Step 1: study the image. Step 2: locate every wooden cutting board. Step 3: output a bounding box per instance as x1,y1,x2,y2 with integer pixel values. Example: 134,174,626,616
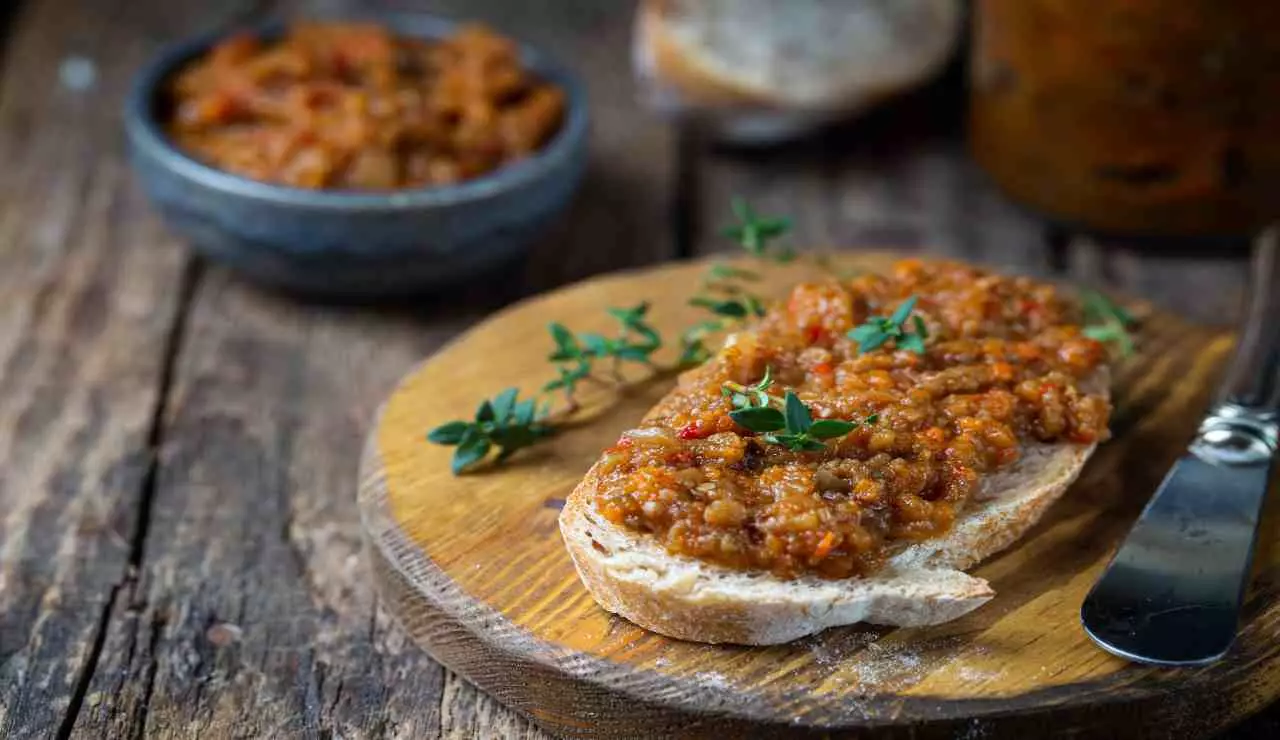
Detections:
358,254,1280,739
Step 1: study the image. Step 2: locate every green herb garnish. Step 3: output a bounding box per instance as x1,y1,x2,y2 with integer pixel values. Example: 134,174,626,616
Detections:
846,296,929,354
678,200,795,365
688,295,767,319
727,388,874,452
722,197,794,262
720,369,876,452
429,303,665,473
432,197,871,474
427,388,553,473
672,319,720,367
704,263,761,284
721,366,774,409
1081,289,1136,357
543,301,662,403
607,302,663,352
542,359,593,399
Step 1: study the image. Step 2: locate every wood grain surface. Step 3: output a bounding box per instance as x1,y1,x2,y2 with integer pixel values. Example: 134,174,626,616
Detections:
2,0,666,737
687,82,1255,325
0,0,218,735
68,0,672,736
0,0,1271,737
360,254,1280,739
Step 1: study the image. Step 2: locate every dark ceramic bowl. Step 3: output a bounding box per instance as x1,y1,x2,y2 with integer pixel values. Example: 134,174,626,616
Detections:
125,15,588,298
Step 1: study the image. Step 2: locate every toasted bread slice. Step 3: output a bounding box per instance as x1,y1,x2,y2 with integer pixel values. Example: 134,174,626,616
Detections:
560,329,1108,645
562,439,1093,645
634,0,962,144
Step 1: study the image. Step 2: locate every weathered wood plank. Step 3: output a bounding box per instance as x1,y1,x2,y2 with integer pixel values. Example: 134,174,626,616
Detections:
692,82,1051,277
1102,241,1252,326
0,0,222,735
438,672,552,740
75,0,666,737
74,271,458,738
691,81,1251,326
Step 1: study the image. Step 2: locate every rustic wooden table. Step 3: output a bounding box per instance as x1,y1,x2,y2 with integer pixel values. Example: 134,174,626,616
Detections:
0,0,1272,737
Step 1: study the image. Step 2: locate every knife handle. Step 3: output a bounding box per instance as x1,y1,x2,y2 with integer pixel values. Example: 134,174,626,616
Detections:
1216,228,1280,416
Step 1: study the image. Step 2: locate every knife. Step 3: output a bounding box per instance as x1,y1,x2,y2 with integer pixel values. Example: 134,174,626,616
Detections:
1081,228,1280,666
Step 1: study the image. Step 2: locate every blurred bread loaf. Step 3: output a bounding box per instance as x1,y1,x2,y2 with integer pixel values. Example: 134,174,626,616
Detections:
634,0,962,144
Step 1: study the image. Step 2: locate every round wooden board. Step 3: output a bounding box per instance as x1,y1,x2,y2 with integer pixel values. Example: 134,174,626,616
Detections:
358,254,1280,739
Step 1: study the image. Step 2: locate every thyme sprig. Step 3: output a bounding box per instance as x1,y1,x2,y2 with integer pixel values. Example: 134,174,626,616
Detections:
728,389,877,452
430,303,662,473
719,368,878,452
544,301,662,404
704,263,761,284
722,197,795,262
1081,290,1137,357
846,296,929,355
430,198,857,473
721,366,775,410
427,388,553,474
679,200,794,365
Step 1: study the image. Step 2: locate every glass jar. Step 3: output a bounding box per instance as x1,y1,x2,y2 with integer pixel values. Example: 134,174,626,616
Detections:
969,0,1280,238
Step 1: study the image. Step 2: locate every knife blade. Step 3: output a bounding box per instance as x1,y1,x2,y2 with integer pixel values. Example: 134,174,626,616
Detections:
1081,228,1280,666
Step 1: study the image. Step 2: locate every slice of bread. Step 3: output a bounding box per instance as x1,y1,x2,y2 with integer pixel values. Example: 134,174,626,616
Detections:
560,350,1108,645
562,441,1093,645
634,0,962,144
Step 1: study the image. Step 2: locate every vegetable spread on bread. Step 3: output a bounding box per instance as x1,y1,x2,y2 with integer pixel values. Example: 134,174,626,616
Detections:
591,260,1112,580
429,199,1136,643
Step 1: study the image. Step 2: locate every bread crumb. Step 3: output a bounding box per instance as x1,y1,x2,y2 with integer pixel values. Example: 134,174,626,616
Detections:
697,670,730,689
806,629,880,667
956,666,999,683
845,640,930,687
